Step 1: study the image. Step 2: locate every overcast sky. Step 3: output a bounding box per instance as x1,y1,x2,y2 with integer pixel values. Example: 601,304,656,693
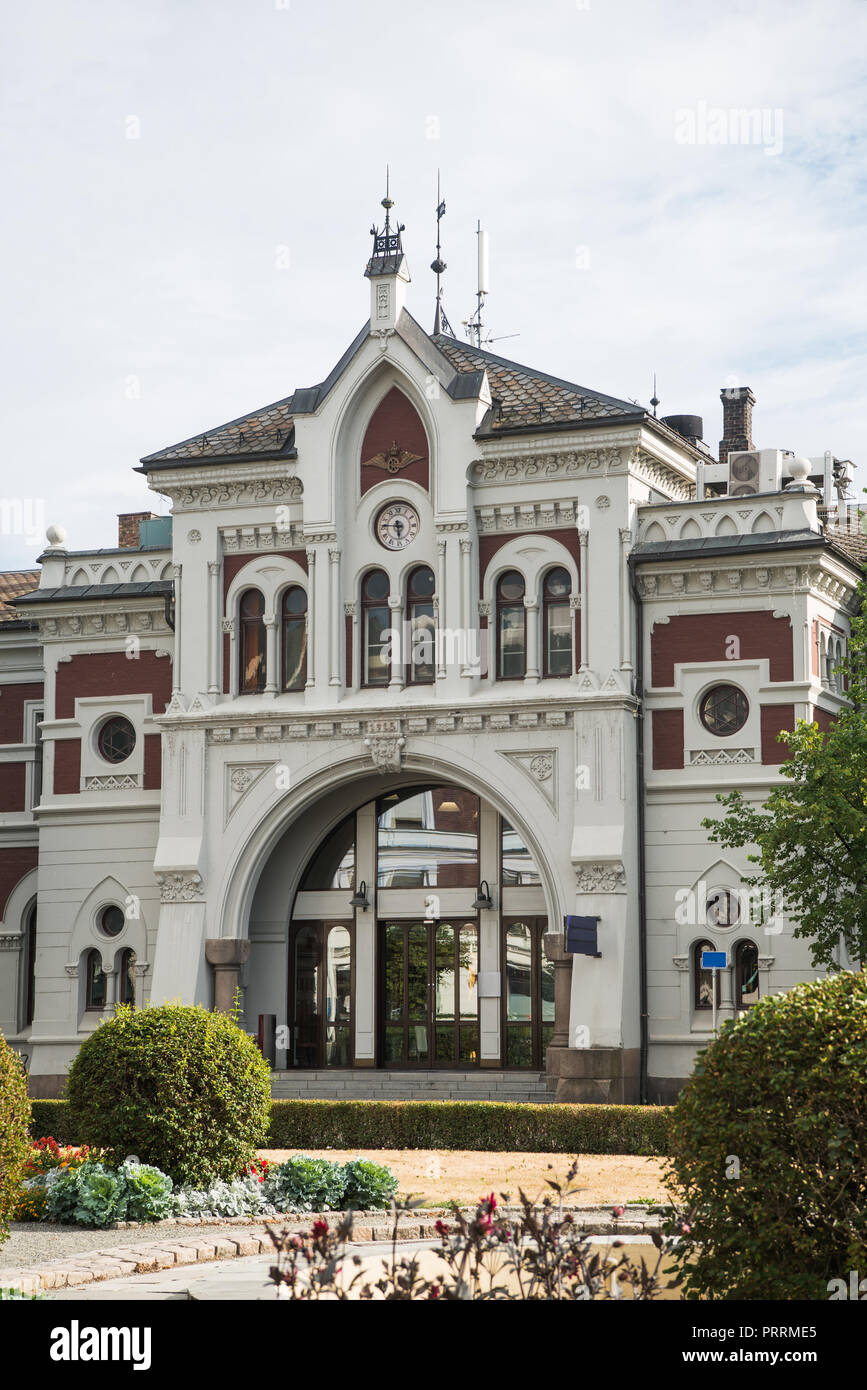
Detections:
2,0,865,570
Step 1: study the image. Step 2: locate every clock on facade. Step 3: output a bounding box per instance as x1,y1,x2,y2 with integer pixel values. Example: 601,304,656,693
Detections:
375,501,420,550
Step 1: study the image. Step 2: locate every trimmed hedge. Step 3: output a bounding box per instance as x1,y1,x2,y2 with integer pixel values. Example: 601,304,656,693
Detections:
29,1097,671,1156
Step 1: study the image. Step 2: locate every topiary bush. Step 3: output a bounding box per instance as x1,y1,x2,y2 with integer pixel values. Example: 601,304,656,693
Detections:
0,1031,31,1246
65,1004,271,1185
665,970,867,1300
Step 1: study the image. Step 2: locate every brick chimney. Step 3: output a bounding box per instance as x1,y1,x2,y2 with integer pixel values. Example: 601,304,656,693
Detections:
718,387,755,464
117,512,158,548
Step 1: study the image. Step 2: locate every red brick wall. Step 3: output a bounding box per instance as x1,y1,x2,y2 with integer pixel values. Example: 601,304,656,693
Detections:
0,762,26,812
761,705,794,763
117,512,158,548
222,550,308,603
650,612,793,687
0,682,44,744
143,733,162,789
652,710,684,769
479,531,582,589
55,652,172,720
360,387,429,497
54,740,81,794
811,706,836,734
0,845,38,920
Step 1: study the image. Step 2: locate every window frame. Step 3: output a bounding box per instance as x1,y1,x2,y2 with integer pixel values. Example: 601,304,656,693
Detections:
734,939,760,1010
85,950,106,1012
541,566,573,679
699,684,749,738
405,565,436,686
693,939,721,1011
239,587,267,694
280,584,308,692
496,570,527,682
362,569,391,688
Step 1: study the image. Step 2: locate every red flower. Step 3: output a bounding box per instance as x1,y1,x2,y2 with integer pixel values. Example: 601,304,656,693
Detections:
434,1219,450,1237
311,1219,329,1238
612,1205,625,1218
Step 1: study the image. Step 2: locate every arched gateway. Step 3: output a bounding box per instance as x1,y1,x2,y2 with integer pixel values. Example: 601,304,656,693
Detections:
240,779,556,1073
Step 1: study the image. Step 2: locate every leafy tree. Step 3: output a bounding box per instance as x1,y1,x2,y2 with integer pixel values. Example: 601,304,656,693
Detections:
703,572,867,968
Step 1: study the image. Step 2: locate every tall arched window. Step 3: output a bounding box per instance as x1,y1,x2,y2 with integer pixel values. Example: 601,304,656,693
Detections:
693,940,720,1011
85,950,106,1011
362,569,390,686
239,589,266,693
496,571,526,680
406,565,435,685
735,941,759,1009
542,567,573,677
119,949,136,1007
281,586,308,691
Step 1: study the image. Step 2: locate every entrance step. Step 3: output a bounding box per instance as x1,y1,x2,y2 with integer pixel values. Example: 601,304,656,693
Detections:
270,1069,557,1103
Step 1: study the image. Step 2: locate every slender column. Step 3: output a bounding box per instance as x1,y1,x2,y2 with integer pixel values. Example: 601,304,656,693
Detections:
435,538,447,679
101,966,117,1022
305,548,316,689
171,564,182,696
207,561,221,695
577,529,589,672
264,618,278,695
524,598,540,684
570,594,581,676
329,548,342,687
718,959,736,1026
459,536,473,678
222,618,237,698
619,527,633,671
388,596,404,691
344,602,357,692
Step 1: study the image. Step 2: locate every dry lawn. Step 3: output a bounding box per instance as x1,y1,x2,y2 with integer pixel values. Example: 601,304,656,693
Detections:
260,1148,668,1207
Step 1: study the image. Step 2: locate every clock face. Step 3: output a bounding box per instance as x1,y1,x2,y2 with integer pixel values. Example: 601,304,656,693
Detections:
376,501,420,551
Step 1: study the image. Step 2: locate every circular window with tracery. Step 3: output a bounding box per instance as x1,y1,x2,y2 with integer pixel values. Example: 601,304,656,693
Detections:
97,716,136,764
99,905,126,938
699,685,748,737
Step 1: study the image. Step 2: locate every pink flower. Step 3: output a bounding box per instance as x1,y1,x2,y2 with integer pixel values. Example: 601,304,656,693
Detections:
612,1205,625,1218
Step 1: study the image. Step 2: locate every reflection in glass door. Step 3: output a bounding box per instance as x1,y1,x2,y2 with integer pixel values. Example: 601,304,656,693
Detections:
289,922,354,1067
501,917,553,1068
380,921,479,1067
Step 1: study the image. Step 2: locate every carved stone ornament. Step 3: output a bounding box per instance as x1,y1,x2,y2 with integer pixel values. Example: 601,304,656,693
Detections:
364,720,405,773
529,753,554,781
155,872,205,904
574,862,626,893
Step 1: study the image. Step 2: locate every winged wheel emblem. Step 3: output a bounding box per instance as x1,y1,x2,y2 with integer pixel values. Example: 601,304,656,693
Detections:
363,440,423,473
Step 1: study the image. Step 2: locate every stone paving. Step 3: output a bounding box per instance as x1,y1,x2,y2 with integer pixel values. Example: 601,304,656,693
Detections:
0,1206,660,1297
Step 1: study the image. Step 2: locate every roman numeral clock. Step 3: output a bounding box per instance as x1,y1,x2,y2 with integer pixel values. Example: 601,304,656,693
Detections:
375,500,420,550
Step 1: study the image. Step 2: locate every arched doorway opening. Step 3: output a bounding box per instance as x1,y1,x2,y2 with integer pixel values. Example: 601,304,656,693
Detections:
252,782,554,1071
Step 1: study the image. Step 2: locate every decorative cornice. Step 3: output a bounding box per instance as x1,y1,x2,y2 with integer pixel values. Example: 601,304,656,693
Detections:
202,705,577,746
165,476,302,514
222,524,300,552
0,934,23,952
475,500,582,533
470,446,626,486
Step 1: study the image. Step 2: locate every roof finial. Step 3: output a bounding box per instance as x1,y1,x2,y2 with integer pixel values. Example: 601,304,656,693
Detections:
431,171,454,337
650,372,660,418
369,166,404,261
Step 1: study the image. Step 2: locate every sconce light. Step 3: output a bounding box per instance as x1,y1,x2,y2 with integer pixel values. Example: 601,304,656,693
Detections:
472,880,494,911
350,880,369,911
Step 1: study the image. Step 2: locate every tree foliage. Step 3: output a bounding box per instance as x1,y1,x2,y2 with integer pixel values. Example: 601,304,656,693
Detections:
703,573,867,968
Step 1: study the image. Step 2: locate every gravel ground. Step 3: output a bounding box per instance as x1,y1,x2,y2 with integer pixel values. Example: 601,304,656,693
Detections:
0,1223,274,1273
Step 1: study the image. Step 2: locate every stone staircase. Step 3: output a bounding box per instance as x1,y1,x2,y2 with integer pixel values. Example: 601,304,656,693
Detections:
270,1069,557,1103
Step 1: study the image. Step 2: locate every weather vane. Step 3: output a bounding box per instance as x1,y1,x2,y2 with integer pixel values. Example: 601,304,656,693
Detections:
431,172,454,336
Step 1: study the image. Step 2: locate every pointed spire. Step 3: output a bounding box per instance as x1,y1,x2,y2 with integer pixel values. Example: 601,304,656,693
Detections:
367,166,405,268
430,172,454,337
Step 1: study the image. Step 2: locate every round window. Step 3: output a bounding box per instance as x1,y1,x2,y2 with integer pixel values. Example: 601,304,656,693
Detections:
99,905,125,938
97,716,136,764
699,685,748,737
706,888,740,928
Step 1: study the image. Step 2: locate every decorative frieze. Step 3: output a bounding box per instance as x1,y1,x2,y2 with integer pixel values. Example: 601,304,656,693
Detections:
470,446,625,486
84,774,141,790
475,501,581,533
156,871,205,903
689,748,756,766
167,476,302,513
574,862,627,893
202,706,578,745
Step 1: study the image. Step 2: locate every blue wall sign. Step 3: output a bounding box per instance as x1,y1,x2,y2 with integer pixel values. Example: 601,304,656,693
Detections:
564,916,601,956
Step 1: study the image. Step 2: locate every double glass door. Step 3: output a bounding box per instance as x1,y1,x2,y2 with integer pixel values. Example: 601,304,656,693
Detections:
380,920,479,1067
289,921,353,1068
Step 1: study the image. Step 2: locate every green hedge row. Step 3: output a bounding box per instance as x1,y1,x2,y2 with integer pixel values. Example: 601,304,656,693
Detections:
30,1097,671,1156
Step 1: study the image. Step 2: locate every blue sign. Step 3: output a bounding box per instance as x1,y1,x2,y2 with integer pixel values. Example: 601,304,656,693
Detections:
701,950,727,969
564,916,601,957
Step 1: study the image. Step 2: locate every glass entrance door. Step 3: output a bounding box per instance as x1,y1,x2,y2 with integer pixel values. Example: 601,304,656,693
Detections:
501,917,554,1068
380,920,479,1067
288,921,353,1068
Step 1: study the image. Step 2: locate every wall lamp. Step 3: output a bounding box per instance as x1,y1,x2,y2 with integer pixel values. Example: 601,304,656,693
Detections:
350,881,370,911
472,881,494,911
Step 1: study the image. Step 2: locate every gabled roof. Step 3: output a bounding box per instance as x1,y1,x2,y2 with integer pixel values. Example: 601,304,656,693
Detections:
432,335,642,433
0,570,40,624
139,317,645,467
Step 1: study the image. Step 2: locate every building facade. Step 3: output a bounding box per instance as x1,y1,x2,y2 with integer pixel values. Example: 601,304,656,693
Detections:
1,209,862,1102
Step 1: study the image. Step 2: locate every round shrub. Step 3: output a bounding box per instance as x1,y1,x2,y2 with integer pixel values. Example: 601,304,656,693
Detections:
342,1158,399,1211
65,1004,271,1185
666,970,867,1300
0,1031,31,1245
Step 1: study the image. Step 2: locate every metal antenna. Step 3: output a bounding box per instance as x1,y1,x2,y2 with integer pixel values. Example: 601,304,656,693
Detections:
464,220,489,349
431,172,454,337
650,372,660,418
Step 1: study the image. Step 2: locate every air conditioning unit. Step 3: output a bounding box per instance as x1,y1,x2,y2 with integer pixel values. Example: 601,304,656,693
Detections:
727,449,783,496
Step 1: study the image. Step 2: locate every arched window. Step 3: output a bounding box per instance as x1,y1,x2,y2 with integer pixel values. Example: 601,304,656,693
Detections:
362,569,390,686
496,571,526,680
735,941,759,1009
239,589,266,693
119,949,136,1007
281,586,308,691
85,950,106,1011
693,940,720,1011
542,567,573,677
406,566,435,685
